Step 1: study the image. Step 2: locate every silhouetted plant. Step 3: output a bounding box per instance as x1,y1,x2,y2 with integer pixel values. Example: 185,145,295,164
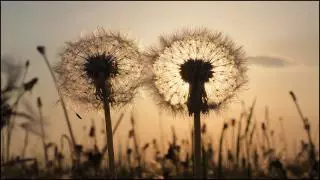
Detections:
145,28,247,178
243,99,256,179
1,57,38,162
53,27,144,177
289,90,316,179
235,111,245,169
36,97,49,168
36,46,77,153
129,113,142,177
218,122,228,178
21,123,29,159
230,118,236,160
278,117,288,157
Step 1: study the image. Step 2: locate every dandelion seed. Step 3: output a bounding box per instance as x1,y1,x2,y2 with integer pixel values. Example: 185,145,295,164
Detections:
75,112,82,120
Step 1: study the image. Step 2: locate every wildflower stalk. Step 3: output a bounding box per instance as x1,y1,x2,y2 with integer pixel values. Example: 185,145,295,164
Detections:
112,113,124,136
231,119,236,161
60,134,72,158
218,123,228,179
36,46,76,148
129,113,142,177
262,123,271,150
290,91,314,147
158,110,165,156
37,97,48,167
279,117,288,156
245,136,251,179
202,144,208,179
235,112,244,169
289,91,316,178
6,87,28,162
21,126,29,159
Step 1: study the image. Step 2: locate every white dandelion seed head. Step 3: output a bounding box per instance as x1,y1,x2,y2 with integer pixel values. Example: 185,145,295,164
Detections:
146,28,248,115
54,27,144,111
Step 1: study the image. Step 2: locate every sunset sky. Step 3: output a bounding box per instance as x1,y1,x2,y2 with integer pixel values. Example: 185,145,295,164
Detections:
1,1,319,159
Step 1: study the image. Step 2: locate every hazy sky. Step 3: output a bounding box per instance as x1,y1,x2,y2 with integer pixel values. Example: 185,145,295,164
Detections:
1,1,319,159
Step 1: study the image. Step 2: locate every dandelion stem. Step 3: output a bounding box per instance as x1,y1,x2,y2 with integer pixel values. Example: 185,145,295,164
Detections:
193,110,202,179
100,76,116,178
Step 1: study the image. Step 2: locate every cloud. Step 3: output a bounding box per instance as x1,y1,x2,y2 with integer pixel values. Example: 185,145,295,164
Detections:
247,56,295,68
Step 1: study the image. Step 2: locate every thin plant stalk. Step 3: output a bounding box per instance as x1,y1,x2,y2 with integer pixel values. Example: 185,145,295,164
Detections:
6,91,26,162
1,130,5,163
218,123,227,179
231,120,235,159
112,113,125,136
245,135,251,179
21,128,29,159
59,134,72,168
235,112,244,169
290,91,315,147
131,115,142,177
158,110,165,156
246,123,256,179
100,75,116,178
8,60,30,161
118,137,123,169
202,144,208,179
193,110,202,179
7,60,30,144
224,129,229,157
101,113,127,156
289,91,316,178
37,97,48,167
37,46,76,148
279,117,288,156
262,126,271,150
191,128,194,173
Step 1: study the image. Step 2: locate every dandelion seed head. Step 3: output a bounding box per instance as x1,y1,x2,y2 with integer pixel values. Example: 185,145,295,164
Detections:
146,28,247,115
54,27,143,111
